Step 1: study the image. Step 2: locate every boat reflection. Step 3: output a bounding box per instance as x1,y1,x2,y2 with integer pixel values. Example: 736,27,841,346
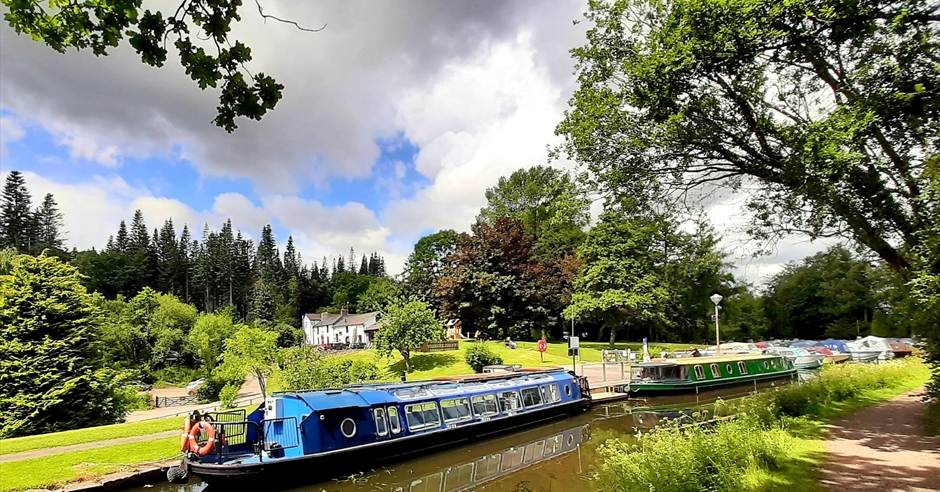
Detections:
391,424,585,492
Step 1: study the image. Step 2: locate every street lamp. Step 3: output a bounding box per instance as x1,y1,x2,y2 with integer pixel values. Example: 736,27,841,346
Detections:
710,294,723,354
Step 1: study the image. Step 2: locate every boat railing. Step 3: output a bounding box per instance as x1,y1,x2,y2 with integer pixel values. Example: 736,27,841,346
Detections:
194,413,301,464
572,374,592,400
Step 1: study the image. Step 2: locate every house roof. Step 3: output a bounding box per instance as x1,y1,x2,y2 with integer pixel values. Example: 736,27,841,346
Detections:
364,319,387,332
305,313,323,321
333,312,380,328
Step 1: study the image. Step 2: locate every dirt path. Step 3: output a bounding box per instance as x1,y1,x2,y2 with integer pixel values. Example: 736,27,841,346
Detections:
820,389,940,492
0,430,179,464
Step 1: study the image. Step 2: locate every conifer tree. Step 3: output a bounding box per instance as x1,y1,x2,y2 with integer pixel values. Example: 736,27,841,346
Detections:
284,236,300,278
359,254,369,275
179,225,192,302
114,221,129,254
35,193,66,252
0,171,34,252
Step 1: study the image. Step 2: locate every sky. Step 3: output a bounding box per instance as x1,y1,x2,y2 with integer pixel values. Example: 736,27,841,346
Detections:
0,0,835,287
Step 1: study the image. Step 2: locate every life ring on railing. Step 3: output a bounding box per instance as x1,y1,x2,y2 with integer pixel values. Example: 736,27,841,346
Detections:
179,417,191,452
187,421,216,456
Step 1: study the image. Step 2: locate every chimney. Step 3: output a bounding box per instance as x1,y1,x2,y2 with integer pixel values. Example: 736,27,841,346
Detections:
340,303,348,317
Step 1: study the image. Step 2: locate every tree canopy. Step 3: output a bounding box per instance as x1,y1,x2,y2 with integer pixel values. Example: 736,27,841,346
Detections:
219,325,279,398
372,298,444,372
556,0,939,274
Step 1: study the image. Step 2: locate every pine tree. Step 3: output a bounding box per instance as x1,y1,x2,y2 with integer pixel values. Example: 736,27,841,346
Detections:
255,225,282,287
179,225,192,302
0,171,34,252
250,280,277,323
284,236,300,279
156,219,179,294
322,256,330,281
359,254,369,275
335,255,345,274
129,210,149,252
348,247,356,273
114,221,129,254
34,193,66,252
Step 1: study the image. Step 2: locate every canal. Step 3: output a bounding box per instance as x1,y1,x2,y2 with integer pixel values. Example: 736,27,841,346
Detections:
127,376,811,492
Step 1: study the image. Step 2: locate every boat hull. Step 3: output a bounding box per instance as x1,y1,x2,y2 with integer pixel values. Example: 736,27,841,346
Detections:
185,398,589,485
823,354,851,364
792,356,824,370
628,369,796,397
849,351,882,363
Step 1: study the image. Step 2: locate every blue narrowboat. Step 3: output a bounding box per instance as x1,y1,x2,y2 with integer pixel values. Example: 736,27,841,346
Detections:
179,368,590,484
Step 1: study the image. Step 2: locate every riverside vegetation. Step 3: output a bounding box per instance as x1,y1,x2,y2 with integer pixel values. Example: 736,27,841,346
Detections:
595,358,931,492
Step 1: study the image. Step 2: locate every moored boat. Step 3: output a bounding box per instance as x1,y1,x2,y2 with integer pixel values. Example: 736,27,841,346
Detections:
822,353,851,364
769,347,826,369
628,353,795,397
889,341,912,358
846,336,893,363
178,368,590,485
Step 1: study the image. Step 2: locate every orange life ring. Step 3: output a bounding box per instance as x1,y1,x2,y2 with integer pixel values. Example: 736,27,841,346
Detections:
187,421,216,456
179,417,191,452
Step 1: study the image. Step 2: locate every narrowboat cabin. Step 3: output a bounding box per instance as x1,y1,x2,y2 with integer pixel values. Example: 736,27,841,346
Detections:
179,368,589,484
628,353,796,396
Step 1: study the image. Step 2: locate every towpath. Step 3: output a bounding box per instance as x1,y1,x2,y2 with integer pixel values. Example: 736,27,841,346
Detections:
819,389,940,492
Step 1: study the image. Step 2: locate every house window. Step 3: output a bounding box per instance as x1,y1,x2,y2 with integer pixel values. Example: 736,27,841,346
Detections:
520,387,543,408
710,364,721,378
498,391,522,413
387,406,401,434
540,384,560,404
471,394,498,417
441,398,472,424
693,365,705,379
405,402,440,431
374,408,388,436
738,362,748,375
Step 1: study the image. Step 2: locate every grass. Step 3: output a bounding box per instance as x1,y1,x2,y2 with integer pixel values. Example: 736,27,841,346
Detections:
0,416,182,456
924,401,940,436
0,438,181,492
595,357,932,492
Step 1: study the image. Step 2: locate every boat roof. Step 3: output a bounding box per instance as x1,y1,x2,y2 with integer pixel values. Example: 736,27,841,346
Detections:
274,368,574,410
634,353,778,367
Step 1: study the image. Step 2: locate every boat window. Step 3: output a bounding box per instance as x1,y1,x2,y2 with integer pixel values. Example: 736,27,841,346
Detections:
710,364,721,378
498,391,522,413
474,454,501,481
520,387,543,408
763,361,770,369
395,388,433,400
540,384,561,404
441,398,472,424
443,462,475,489
693,365,705,379
726,364,734,374
405,402,441,431
524,440,546,463
502,447,525,470
374,408,388,437
738,361,748,375
387,406,401,434
471,394,499,417
341,418,357,438
564,385,571,396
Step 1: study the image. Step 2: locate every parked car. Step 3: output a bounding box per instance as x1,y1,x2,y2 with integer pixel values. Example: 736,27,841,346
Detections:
186,379,206,395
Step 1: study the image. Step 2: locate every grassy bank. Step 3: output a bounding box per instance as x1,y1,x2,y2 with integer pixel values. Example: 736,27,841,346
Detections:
0,416,181,456
596,358,931,492
0,439,180,492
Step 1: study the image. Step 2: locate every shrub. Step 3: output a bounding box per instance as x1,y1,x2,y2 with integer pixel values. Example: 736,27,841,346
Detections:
196,373,243,403
279,347,381,391
465,343,503,373
152,366,203,387
219,384,240,409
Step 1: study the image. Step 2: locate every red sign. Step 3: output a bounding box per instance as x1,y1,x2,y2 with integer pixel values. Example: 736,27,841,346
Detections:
537,340,547,352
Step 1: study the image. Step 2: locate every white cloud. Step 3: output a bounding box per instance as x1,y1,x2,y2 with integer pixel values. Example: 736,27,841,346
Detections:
0,115,25,156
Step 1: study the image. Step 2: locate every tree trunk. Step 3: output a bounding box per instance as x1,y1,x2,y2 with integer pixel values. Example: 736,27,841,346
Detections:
401,349,412,372
255,370,267,399
609,325,617,349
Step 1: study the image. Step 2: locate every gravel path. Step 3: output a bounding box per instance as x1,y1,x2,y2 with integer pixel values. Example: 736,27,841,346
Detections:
0,430,179,464
820,389,940,492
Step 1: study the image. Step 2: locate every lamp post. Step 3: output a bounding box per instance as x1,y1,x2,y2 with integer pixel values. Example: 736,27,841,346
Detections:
710,294,723,355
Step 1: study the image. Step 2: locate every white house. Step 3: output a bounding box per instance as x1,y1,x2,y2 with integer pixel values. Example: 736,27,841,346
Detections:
302,308,382,346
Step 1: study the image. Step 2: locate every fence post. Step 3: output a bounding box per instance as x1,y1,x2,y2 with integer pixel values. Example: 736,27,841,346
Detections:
603,362,607,381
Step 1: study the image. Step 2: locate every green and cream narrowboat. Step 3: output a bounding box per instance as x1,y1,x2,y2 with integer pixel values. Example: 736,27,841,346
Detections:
628,353,796,396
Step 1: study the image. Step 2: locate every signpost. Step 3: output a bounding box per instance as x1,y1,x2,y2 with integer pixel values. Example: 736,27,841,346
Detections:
642,337,650,362
537,339,547,362
568,336,580,372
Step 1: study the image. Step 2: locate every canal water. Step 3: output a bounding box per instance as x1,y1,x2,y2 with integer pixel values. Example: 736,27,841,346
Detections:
129,377,807,492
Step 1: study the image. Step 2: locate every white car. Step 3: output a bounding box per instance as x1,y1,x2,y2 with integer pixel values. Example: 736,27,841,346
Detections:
186,379,205,395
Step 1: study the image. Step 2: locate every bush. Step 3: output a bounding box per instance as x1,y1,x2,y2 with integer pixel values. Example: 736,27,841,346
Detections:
280,347,381,391
465,343,503,373
152,366,203,387
196,373,243,403
219,384,240,409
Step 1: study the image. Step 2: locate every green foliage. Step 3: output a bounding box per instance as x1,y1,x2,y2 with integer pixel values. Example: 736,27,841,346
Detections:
373,298,445,372
279,347,380,391
357,278,401,312
0,171,34,253
402,229,466,310
219,325,280,398
195,372,243,404
2,0,289,132
464,343,504,373
152,365,203,387
188,312,239,377
218,384,240,409
264,322,304,348
0,255,125,437
329,272,375,312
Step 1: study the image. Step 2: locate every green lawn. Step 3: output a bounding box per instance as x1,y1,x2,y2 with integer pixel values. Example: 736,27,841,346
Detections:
0,439,181,492
0,416,182,456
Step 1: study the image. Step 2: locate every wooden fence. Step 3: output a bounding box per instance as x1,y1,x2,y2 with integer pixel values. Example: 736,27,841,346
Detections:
420,341,459,352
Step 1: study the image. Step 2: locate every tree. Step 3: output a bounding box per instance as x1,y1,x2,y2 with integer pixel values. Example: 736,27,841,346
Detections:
280,347,379,391
563,200,671,347
0,0,322,131
402,230,466,310
250,280,277,323
219,326,279,398
357,278,401,313
373,298,444,372
478,166,590,246
909,156,940,399
556,0,938,276
0,171,34,253
188,312,238,377
34,193,66,253
0,255,123,437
